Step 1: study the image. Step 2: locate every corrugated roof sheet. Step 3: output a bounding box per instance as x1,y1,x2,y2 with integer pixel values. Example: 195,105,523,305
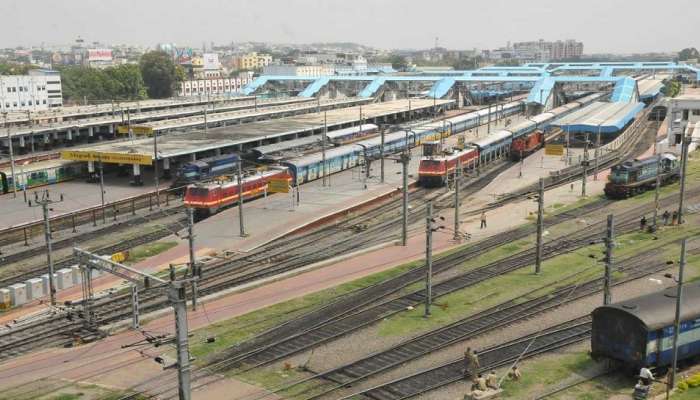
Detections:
551,101,645,134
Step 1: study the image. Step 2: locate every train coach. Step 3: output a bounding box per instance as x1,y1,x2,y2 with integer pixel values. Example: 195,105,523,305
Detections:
604,153,679,199
0,159,84,194
418,142,479,187
184,166,290,217
591,282,700,370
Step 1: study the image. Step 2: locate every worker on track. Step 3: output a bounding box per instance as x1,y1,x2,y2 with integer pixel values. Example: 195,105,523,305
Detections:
662,210,670,225
508,365,522,381
486,370,499,389
473,373,487,392
639,366,654,386
463,347,480,379
480,212,487,229
640,216,647,231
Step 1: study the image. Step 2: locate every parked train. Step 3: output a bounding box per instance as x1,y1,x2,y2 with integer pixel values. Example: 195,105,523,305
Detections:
417,92,606,186
184,166,290,217
604,153,679,199
0,159,85,194
248,124,379,162
171,153,240,188
591,282,700,370
281,100,527,186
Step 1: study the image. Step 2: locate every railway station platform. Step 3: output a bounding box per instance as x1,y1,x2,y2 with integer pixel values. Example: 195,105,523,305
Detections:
58,99,454,184
0,97,364,154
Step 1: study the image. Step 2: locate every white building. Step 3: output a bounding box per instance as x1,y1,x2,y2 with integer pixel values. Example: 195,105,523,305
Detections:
0,70,62,112
263,64,336,77
664,94,700,153
179,77,251,97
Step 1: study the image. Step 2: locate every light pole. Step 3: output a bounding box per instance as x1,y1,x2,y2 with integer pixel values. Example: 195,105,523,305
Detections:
3,113,16,198
677,135,691,225
665,239,687,394
322,112,327,187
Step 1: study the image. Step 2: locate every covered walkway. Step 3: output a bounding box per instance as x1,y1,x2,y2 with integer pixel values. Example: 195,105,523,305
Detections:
550,101,645,134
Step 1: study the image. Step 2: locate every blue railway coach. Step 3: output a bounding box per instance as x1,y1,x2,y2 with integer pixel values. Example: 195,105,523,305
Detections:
591,282,700,370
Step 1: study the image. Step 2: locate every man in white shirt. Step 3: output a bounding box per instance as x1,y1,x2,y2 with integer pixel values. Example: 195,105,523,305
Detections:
639,366,654,386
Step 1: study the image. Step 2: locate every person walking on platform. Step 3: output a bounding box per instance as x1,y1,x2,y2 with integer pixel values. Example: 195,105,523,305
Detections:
480,212,487,229
662,210,670,225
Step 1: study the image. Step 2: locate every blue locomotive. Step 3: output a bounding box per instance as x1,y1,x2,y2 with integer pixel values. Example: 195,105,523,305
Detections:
604,153,680,199
591,282,700,370
171,153,240,187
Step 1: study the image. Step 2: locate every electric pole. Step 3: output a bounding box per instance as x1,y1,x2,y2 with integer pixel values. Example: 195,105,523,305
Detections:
678,135,690,225
401,152,409,246
380,126,385,183
322,111,327,187
582,133,589,197
670,238,687,390
594,125,601,181
454,158,461,241
98,158,106,224
237,161,246,237
187,207,197,277
603,214,614,305
424,201,433,318
535,178,544,274
4,113,17,198
653,153,661,229
30,191,63,306
154,131,160,208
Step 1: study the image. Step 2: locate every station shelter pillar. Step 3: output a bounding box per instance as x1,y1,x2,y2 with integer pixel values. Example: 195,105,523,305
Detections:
18,135,25,149
162,158,171,179
131,164,143,186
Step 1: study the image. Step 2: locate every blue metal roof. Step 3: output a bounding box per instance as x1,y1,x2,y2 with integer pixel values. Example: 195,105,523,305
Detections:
426,77,456,99
610,77,639,103
551,101,645,134
298,77,330,98
359,77,387,98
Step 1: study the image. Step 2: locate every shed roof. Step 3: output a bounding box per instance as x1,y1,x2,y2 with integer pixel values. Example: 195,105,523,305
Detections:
551,101,645,134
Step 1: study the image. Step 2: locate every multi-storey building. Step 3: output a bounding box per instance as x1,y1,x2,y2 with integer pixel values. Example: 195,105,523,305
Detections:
0,69,62,112
178,77,251,97
234,52,273,71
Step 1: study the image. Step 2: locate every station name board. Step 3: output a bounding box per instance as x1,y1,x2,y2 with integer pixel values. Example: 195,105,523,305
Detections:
61,150,153,165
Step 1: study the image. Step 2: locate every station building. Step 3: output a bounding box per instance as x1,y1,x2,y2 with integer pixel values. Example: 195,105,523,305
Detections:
0,69,62,112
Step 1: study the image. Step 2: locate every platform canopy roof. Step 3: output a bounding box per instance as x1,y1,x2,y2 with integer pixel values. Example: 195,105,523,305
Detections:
550,101,645,134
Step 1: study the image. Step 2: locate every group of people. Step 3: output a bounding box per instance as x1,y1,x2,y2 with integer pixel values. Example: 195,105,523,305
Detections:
463,347,522,396
640,210,680,231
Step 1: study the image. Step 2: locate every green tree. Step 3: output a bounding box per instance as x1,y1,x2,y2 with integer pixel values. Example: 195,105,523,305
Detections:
0,62,38,75
57,65,147,103
678,48,700,61
140,51,177,98
389,55,408,71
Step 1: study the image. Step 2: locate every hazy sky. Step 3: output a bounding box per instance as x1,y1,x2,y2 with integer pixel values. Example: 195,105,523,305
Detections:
1,0,697,53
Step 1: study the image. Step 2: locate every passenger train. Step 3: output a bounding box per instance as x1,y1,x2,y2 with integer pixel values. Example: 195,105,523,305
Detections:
184,97,599,215
417,93,606,186
592,282,700,370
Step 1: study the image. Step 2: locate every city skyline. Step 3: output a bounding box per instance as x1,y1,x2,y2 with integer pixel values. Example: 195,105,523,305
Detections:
1,0,697,54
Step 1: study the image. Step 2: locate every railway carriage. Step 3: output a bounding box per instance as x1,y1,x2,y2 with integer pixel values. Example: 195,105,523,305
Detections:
591,282,700,370
418,146,479,187
0,159,84,194
172,153,240,187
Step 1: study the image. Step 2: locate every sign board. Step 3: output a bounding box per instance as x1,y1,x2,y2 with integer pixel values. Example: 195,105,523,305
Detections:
203,53,220,70
87,49,113,62
117,125,154,136
267,178,290,193
61,150,152,165
544,144,564,156
111,251,128,263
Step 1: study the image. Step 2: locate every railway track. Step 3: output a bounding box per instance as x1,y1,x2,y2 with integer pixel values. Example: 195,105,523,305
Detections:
347,317,592,400
0,208,187,287
251,240,680,400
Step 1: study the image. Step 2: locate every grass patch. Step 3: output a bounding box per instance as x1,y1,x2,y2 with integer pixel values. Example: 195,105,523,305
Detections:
125,241,178,264
377,224,700,337
237,366,335,400
188,259,422,363
674,386,700,399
